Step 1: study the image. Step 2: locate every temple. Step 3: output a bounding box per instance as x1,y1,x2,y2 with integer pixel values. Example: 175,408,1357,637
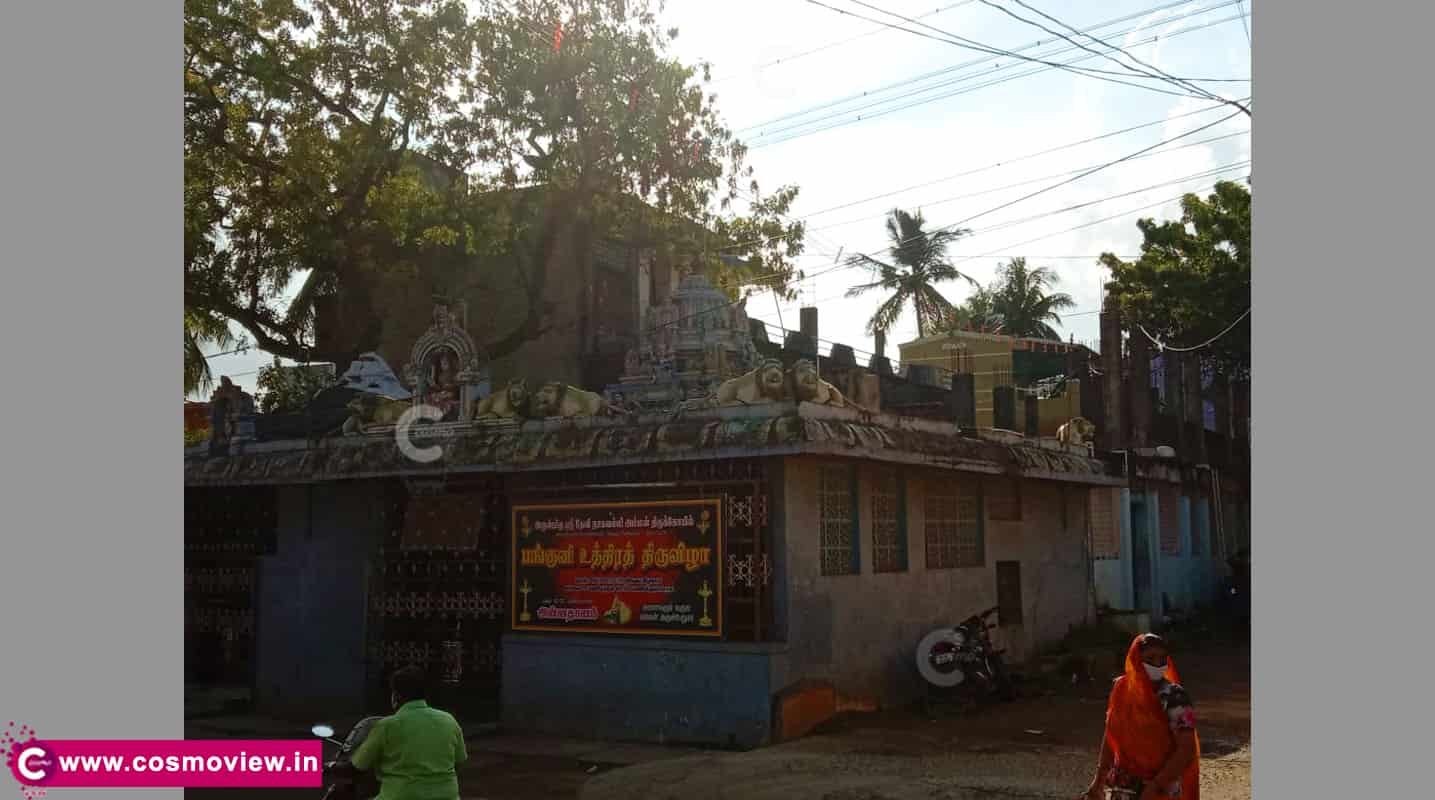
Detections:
184,270,1242,747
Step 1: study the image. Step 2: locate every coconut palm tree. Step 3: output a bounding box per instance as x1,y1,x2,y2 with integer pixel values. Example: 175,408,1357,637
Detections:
184,310,243,397
945,285,1005,333
988,257,1076,339
844,208,975,338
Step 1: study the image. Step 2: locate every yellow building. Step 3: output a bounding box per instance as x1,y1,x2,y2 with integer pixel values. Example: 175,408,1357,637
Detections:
897,330,1092,436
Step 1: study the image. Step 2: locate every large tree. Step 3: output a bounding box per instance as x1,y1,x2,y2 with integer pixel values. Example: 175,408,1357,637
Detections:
844,208,975,338
184,0,804,370
1099,180,1251,377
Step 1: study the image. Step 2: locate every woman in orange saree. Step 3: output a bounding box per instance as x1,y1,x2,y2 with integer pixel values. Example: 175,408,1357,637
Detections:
1079,634,1200,800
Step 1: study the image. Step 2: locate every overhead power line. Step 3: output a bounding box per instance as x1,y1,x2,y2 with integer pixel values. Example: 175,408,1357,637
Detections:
819,0,1221,103
949,181,1235,267
806,130,1248,234
739,0,1228,134
991,0,1251,115
839,164,1247,263
1139,309,1250,352
722,97,1246,254
749,11,1249,147
713,0,979,83
917,108,1246,241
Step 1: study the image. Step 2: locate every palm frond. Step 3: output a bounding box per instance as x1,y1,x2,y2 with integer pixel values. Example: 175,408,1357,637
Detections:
865,291,909,337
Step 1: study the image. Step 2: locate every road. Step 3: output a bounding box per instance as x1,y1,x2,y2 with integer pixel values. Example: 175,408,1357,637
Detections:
580,637,1251,800
186,634,1250,800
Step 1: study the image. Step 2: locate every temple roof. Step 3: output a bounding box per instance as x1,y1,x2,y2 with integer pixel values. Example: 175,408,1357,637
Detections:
184,402,1122,488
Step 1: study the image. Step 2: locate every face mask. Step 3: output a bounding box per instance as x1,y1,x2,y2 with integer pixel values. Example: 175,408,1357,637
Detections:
1143,662,1167,682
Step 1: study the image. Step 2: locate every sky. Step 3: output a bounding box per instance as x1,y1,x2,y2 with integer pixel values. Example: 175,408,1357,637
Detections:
193,0,1251,399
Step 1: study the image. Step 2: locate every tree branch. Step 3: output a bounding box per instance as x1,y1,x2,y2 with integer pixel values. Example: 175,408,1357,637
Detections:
185,289,316,363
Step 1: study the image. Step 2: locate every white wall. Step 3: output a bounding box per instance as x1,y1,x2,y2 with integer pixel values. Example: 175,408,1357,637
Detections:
771,456,1095,708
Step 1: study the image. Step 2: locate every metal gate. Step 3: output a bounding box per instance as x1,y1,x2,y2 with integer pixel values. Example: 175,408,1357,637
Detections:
184,486,276,689
365,479,508,723
363,459,779,724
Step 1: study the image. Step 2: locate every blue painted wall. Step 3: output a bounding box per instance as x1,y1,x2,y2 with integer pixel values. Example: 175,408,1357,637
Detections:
1093,488,1136,611
254,483,384,714
1155,494,1225,614
501,635,776,748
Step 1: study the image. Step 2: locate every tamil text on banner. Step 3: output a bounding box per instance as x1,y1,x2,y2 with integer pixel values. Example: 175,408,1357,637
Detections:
511,499,723,637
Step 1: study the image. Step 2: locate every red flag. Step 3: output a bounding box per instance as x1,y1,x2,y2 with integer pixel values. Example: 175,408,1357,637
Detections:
553,23,563,53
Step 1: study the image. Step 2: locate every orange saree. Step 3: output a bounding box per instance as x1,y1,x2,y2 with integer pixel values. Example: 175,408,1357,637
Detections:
1104,636,1201,800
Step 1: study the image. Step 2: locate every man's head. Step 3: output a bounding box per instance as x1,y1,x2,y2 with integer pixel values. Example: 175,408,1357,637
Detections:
390,665,427,710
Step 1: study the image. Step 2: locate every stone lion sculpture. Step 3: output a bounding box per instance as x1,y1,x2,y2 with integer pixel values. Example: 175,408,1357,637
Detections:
472,378,531,421
1056,416,1096,447
342,395,411,435
788,359,849,408
532,381,612,418
712,358,789,406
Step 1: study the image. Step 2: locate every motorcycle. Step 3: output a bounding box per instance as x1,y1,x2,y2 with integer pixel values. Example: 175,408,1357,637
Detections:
310,717,383,800
915,605,1017,715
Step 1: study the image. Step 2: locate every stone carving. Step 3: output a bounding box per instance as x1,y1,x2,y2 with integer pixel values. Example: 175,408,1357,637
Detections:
342,395,412,435
208,376,257,453
472,378,531,421
403,302,487,419
712,359,788,406
609,270,760,413
788,359,849,408
1056,416,1096,446
532,382,613,418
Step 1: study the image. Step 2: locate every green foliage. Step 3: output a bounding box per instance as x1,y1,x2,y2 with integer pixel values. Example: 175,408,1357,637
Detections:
184,426,212,448
184,309,246,397
941,258,1075,340
844,209,975,337
944,285,1004,333
184,0,804,367
256,357,335,414
1100,180,1251,377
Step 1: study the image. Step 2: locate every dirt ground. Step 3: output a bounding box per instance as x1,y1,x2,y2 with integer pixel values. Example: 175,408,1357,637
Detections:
579,635,1251,800
187,633,1249,800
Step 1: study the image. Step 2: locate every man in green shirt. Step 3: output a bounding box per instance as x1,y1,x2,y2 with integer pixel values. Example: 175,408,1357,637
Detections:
350,666,469,800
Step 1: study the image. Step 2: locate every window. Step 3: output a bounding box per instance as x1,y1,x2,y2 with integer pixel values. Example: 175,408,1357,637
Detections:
872,469,907,573
1089,489,1119,559
996,561,1023,627
819,464,859,576
925,479,983,569
1159,487,1181,555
